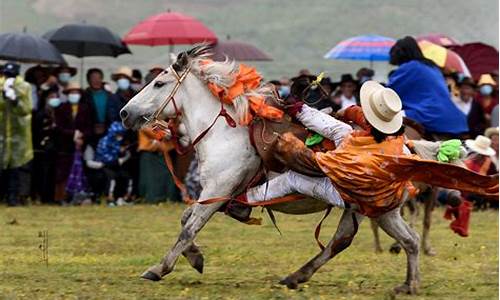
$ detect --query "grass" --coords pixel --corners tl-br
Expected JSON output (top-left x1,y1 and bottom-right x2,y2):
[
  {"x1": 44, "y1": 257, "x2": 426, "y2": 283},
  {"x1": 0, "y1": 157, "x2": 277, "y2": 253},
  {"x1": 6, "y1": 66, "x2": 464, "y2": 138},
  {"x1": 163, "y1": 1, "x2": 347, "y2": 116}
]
[{"x1": 0, "y1": 204, "x2": 497, "y2": 299}]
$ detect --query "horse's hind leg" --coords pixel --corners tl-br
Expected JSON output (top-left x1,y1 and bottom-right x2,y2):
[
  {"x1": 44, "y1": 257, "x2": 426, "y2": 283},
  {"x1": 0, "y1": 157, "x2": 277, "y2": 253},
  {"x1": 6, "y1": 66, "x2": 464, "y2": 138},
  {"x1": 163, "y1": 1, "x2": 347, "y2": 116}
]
[
  {"x1": 141, "y1": 200, "x2": 224, "y2": 281},
  {"x1": 377, "y1": 207, "x2": 420, "y2": 295},
  {"x1": 422, "y1": 187, "x2": 437, "y2": 256},
  {"x1": 180, "y1": 206, "x2": 204, "y2": 273},
  {"x1": 280, "y1": 209, "x2": 364, "y2": 289},
  {"x1": 370, "y1": 219, "x2": 383, "y2": 253}
]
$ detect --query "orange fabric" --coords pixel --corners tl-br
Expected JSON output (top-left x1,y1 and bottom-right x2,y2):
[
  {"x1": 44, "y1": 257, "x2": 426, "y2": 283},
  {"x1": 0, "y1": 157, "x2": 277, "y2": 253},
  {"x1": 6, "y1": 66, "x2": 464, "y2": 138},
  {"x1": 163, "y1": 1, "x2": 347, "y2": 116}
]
[
  {"x1": 343, "y1": 105, "x2": 372, "y2": 133},
  {"x1": 205, "y1": 61, "x2": 283, "y2": 125},
  {"x1": 138, "y1": 128, "x2": 175, "y2": 153},
  {"x1": 315, "y1": 135, "x2": 498, "y2": 217}
]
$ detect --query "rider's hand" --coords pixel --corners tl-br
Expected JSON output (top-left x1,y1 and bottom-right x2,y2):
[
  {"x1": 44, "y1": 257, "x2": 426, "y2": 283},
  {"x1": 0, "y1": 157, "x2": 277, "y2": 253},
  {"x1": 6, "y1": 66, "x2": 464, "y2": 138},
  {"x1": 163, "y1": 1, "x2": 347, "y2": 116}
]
[{"x1": 286, "y1": 101, "x2": 304, "y2": 117}]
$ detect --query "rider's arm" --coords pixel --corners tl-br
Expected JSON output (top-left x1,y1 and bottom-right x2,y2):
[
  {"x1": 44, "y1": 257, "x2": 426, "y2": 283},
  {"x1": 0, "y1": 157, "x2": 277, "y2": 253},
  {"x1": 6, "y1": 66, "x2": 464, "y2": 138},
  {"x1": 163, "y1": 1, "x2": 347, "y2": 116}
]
[{"x1": 297, "y1": 104, "x2": 352, "y2": 147}]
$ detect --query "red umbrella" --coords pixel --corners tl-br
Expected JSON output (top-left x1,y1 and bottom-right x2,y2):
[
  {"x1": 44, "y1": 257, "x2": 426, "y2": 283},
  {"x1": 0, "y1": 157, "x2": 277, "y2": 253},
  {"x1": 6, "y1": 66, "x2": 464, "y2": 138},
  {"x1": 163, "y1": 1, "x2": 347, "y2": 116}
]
[
  {"x1": 123, "y1": 11, "x2": 217, "y2": 46},
  {"x1": 211, "y1": 39, "x2": 272, "y2": 61},
  {"x1": 449, "y1": 42, "x2": 499, "y2": 81},
  {"x1": 416, "y1": 33, "x2": 460, "y2": 47}
]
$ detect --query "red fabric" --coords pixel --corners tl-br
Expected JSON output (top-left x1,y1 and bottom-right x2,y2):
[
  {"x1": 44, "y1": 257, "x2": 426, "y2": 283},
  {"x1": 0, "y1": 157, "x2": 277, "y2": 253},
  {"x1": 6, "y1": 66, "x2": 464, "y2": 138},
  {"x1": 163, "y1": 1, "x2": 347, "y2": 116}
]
[
  {"x1": 123, "y1": 12, "x2": 217, "y2": 46},
  {"x1": 444, "y1": 200, "x2": 472, "y2": 237},
  {"x1": 342, "y1": 105, "x2": 372, "y2": 135}
]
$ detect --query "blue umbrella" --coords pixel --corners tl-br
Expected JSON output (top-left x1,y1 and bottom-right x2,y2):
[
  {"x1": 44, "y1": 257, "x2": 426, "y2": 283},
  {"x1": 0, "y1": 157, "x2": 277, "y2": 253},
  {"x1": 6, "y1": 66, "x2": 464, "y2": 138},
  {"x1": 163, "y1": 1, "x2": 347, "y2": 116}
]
[{"x1": 324, "y1": 35, "x2": 396, "y2": 65}]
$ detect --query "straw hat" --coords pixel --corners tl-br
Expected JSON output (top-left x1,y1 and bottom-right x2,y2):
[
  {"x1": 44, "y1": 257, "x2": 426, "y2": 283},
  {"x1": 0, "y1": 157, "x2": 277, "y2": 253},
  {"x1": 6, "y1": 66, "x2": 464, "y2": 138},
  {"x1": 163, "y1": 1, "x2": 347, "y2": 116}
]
[
  {"x1": 465, "y1": 135, "x2": 495, "y2": 156},
  {"x1": 63, "y1": 81, "x2": 82, "y2": 94},
  {"x1": 111, "y1": 66, "x2": 133, "y2": 81},
  {"x1": 478, "y1": 74, "x2": 497, "y2": 86},
  {"x1": 360, "y1": 81, "x2": 404, "y2": 134},
  {"x1": 484, "y1": 127, "x2": 499, "y2": 138}
]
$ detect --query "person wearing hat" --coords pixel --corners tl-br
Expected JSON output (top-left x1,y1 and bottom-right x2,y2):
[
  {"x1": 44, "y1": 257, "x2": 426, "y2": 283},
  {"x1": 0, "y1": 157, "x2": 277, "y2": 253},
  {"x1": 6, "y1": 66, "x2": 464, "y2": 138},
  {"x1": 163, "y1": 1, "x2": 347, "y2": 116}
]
[
  {"x1": 332, "y1": 74, "x2": 358, "y2": 110},
  {"x1": 388, "y1": 36, "x2": 468, "y2": 137},
  {"x1": 110, "y1": 66, "x2": 136, "y2": 109},
  {"x1": 0, "y1": 62, "x2": 33, "y2": 206},
  {"x1": 453, "y1": 77, "x2": 487, "y2": 138},
  {"x1": 230, "y1": 81, "x2": 497, "y2": 221},
  {"x1": 52, "y1": 81, "x2": 93, "y2": 202},
  {"x1": 145, "y1": 65, "x2": 165, "y2": 84},
  {"x1": 477, "y1": 73, "x2": 498, "y2": 122}
]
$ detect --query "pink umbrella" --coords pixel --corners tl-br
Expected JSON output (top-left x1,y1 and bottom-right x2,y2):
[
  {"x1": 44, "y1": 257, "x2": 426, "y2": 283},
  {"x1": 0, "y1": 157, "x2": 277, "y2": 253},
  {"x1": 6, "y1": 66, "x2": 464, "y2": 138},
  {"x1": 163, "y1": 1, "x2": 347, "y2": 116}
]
[
  {"x1": 416, "y1": 33, "x2": 460, "y2": 47},
  {"x1": 123, "y1": 11, "x2": 217, "y2": 48},
  {"x1": 211, "y1": 38, "x2": 272, "y2": 62}
]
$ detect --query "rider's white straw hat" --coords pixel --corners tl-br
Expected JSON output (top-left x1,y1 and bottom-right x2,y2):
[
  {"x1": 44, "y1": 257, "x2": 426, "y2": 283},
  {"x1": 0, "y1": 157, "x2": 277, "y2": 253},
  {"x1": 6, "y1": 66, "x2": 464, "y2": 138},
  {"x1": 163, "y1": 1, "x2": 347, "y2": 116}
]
[
  {"x1": 360, "y1": 80, "x2": 404, "y2": 134},
  {"x1": 465, "y1": 135, "x2": 496, "y2": 156}
]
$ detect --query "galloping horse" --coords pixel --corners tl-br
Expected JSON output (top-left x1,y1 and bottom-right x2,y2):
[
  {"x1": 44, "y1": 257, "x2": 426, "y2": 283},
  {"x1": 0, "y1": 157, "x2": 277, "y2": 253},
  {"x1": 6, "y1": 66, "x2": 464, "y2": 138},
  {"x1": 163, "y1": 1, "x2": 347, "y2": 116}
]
[{"x1": 120, "y1": 45, "x2": 421, "y2": 294}]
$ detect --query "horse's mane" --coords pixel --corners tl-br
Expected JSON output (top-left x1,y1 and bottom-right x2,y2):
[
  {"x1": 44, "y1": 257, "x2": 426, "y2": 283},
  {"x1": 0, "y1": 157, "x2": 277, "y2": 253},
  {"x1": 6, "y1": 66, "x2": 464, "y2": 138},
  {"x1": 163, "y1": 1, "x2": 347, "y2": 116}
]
[{"x1": 173, "y1": 44, "x2": 273, "y2": 124}]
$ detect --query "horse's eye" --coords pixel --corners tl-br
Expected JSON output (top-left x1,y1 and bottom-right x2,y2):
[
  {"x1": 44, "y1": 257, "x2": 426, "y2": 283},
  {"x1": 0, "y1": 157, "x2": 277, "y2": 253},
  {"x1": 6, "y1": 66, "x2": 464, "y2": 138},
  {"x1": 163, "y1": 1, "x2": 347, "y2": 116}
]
[{"x1": 154, "y1": 81, "x2": 166, "y2": 88}]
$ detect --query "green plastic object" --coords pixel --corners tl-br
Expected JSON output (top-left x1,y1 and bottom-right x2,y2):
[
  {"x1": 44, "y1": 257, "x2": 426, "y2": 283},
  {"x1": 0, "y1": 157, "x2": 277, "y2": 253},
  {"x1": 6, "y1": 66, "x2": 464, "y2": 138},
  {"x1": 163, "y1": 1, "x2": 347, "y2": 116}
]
[
  {"x1": 305, "y1": 133, "x2": 324, "y2": 147},
  {"x1": 437, "y1": 139, "x2": 462, "y2": 163}
]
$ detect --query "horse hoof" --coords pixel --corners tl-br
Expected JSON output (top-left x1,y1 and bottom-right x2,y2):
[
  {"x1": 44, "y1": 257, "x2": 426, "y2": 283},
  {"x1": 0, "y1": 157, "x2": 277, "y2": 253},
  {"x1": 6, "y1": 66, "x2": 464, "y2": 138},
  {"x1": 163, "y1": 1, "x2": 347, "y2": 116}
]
[
  {"x1": 375, "y1": 247, "x2": 384, "y2": 254},
  {"x1": 193, "y1": 257, "x2": 204, "y2": 274},
  {"x1": 389, "y1": 243, "x2": 402, "y2": 254},
  {"x1": 424, "y1": 247, "x2": 436, "y2": 256},
  {"x1": 141, "y1": 271, "x2": 162, "y2": 281},
  {"x1": 279, "y1": 277, "x2": 299, "y2": 289},
  {"x1": 393, "y1": 283, "x2": 418, "y2": 295}
]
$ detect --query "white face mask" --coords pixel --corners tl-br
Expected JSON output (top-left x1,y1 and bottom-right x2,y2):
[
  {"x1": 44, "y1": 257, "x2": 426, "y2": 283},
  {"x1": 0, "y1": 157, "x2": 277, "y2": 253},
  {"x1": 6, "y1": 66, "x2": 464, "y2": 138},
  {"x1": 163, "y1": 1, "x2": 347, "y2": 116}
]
[
  {"x1": 48, "y1": 97, "x2": 61, "y2": 108},
  {"x1": 58, "y1": 72, "x2": 72, "y2": 83},
  {"x1": 68, "y1": 93, "x2": 81, "y2": 104},
  {"x1": 117, "y1": 78, "x2": 130, "y2": 90}
]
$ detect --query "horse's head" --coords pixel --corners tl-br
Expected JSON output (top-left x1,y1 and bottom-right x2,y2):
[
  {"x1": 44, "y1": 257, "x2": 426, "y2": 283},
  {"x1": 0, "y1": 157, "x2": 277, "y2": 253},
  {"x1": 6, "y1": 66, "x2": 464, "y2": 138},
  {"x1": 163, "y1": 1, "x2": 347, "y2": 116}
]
[{"x1": 120, "y1": 45, "x2": 212, "y2": 130}]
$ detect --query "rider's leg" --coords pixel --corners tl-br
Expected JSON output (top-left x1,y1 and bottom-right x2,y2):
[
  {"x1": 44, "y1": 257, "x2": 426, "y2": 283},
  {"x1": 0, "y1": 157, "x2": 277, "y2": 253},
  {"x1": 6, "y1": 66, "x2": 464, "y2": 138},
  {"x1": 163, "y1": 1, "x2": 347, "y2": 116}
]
[{"x1": 244, "y1": 170, "x2": 344, "y2": 207}]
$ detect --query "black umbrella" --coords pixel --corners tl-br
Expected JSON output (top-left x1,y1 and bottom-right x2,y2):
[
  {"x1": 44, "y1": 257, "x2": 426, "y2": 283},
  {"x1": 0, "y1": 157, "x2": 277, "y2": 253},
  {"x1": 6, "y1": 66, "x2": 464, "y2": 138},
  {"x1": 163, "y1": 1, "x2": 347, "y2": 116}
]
[
  {"x1": 0, "y1": 32, "x2": 66, "y2": 64},
  {"x1": 43, "y1": 23, "x2": 131, "y2": 83},
  {"x1": 43, "y1": 23, "x2": 131, "y2": 57}
]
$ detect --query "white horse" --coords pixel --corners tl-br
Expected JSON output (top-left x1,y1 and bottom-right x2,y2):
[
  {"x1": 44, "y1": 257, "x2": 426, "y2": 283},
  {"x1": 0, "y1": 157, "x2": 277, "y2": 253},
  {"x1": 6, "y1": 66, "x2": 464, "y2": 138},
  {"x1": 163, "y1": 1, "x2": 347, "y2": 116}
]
[{"x1": 120, "y1": 45, "x2": 420, "y2": 294}]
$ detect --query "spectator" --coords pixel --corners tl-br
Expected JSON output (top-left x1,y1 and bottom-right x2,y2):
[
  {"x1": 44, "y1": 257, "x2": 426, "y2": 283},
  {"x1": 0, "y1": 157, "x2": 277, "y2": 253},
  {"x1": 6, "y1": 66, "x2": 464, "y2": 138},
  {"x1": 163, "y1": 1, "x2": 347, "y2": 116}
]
[
  {"x1": 53, "y1": 65, "x2": 77, "y2": 102},
  {"x1": 476, "y1": 73, "x2": 498, "y2": 123},
  {"x1": 332, "y1": 74, "x2": 358, "y2": 109},
  {"x1": 464, "y1": 135, "x2": 497, "y2": 176},
  {"x1": 453, "y1": 77, "x2": 487, "y2": 138},
  {"x1": 31, "y1": 86, "x2": 59, "y2": 204},
  {"x1": 131, "y1": 69, "x2": 143, "y2": 91},
  {"x1": 53, "y1": 82, "x2": 93, "y2": 202},
  {"x1": 138, "y1": 128, "x2": 180, "y2": 203},
  {"x1": 491, "y1": 104, "x2": 499, "y2": 127},
  {"x1": 484, "y1": 127, "x2": 499, "y2": 171},
  {"x1": 94, "y1": 122, "x2": 133, "y2": 206},
  {"x1": 110, "y1": 66, "x2": 136, "y2": 109},
  {"x1": 356, "y1": 67, "x2": 375, "y2": 84},
  {"x1": 84, "y1": 68, "x2": 120, "y2": 142},
  {"x1": 24, "y1": 65, "x2": 50, "y2": 111},
  {"x1": 0, "y1": 62, "x2": 33, "y2": 206},
  {"x1": 387, "y1": 36, "x2": 468, "y2": 138}
]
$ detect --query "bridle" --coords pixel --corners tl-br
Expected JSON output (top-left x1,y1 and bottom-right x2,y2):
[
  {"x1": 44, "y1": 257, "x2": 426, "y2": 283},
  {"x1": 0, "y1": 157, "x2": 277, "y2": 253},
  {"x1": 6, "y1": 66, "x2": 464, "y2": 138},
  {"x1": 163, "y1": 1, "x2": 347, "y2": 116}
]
[{"x1": 150, "y1": 64, "x2": 237, "y2": 155}]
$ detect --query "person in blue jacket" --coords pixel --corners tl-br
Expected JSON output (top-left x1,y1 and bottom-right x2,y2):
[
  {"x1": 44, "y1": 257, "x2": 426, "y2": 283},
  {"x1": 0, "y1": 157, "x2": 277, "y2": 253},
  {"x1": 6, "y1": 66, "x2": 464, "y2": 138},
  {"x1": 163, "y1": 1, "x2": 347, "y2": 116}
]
[{"x1": 388, "y1": 36, "x2": 469, "y2": 138}]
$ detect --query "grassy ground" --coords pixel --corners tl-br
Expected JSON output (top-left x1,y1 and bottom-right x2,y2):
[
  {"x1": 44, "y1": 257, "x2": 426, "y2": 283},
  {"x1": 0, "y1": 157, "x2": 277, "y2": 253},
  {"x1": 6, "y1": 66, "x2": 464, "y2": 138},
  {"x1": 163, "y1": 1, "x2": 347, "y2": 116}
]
[{"x1": 0, "y1": 204, "x2": 497, "y2": 299}]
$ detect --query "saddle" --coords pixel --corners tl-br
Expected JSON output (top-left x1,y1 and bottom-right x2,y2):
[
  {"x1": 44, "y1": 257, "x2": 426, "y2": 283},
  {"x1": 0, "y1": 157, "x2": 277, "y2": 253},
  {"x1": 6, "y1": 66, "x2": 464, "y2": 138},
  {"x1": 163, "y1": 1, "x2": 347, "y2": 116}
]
[{"x1": 249, "y1": 116, "x2": 324, "y2": 177}]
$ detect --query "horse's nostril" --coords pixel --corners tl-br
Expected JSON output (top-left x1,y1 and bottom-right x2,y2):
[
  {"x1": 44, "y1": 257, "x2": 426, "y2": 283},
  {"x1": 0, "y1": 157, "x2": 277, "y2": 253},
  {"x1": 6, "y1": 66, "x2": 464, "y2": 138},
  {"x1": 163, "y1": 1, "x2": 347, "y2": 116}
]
[{"x1": 120, "y1": 109, "x2": 129, "y2": 120}]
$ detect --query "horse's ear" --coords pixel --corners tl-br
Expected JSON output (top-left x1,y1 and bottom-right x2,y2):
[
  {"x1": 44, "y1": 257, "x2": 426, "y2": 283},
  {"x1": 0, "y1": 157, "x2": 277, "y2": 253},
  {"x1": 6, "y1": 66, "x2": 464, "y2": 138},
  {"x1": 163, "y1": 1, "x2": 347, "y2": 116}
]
[{"x1": 173, "y1": 52, "x2": 189, "y2": 72}]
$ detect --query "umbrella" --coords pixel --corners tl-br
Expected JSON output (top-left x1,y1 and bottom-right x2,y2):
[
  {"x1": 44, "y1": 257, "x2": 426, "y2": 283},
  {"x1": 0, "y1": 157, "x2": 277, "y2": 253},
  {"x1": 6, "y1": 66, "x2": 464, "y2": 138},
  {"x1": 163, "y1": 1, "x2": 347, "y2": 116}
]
[
  {"x1": 123, "y1": 11, "x2": 217, "y2": 46},
  {"x1": 123, "y1": 11, "x2": 217, "y2": 62},
  {"x1": 324, "y1": 35, "x2": 396, "y2": 67},
  {"x1": 43, "y1": 23, "x2": 131, "y2": 83},
  {"x1": 0, "y1": 32, "x2": 66, "y2": 65},
  {"x1": 418, "y1": 40, "x2": 471, "y2": 76},
  {"x1": 43, "y1": 23, "x2": 131, "y2": 57},
  {"x1": 211, "y1": 39, "x2": 272, "y2": 61},
  {"x1": 416, "y1": 33, "x2": 460, "y2": 47},
  {"x1": 449, "y1": 42, "x2": 499, "y2": 81}
]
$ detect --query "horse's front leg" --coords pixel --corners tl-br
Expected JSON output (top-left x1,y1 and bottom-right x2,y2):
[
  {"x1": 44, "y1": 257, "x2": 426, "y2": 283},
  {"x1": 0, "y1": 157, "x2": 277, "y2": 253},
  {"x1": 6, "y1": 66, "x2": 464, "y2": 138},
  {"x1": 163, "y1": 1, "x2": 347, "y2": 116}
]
[
  {"x1": 180, "y1": 205, "x2": 204, "y2": 273},
  {"x1": 141, "y1": 198, "x2": 224, "y2": 281}
]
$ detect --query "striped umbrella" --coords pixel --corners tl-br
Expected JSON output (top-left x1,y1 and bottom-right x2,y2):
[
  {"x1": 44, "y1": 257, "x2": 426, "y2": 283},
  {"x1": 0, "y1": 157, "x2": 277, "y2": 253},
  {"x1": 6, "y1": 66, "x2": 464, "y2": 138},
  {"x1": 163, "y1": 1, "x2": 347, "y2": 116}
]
[
  {"x1": 418, "y1": 40, "x2": 471, "y2": 76},
  {"x1": 416, "y1": 33, "x2": 460, "y2": 47},
  {"x1": 324, "y1": 35, "x2": 396, "y2": 66}
]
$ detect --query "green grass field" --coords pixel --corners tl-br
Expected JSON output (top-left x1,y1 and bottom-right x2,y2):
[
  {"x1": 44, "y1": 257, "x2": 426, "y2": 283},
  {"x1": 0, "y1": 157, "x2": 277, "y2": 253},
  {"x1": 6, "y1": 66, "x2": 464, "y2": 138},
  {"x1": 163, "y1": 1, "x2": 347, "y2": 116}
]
[{"x1": 0, "y1": 204, "x2": 497, "y2": 299}]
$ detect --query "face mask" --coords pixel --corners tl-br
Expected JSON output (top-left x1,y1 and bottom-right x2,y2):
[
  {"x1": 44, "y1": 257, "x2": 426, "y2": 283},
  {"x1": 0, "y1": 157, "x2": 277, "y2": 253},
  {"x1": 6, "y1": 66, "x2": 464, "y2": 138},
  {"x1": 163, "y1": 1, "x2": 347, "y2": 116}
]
[
  {"x1": 58, "y1": 72, "x2": 72, "y2": 83},
  {"x1": 480, "y1": 85, "x2": 493, "y2": 96},
  {"x1": 48, "y1": 98, "x2": 61, "y2": 108},
  {"x1": 68, "y1": 93, "x2": 81, "y2": 104},
  {"x1": 117, "y1": 78, "x2": 130, "y2": 90},
  {"x1": 278, "y1": 86, "x2": 290, "y2": 98}
]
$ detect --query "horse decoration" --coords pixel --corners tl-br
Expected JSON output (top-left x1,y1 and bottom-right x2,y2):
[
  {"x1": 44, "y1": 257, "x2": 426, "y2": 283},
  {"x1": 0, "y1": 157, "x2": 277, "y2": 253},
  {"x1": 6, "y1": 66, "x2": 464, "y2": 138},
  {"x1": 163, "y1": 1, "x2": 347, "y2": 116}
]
[{"x1": 120, "y1": 45, "x2": 497, "y2": 294}]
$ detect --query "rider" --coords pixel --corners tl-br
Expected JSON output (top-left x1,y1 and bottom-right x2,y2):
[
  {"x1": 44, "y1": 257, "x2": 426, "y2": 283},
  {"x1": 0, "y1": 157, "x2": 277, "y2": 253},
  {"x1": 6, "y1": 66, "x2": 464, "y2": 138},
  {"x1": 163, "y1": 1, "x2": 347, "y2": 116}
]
[{"x1": 233, "y1": 81, "x2": 498, "y2": 218}]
